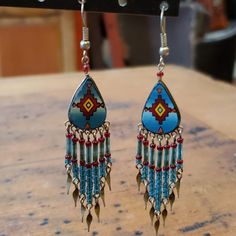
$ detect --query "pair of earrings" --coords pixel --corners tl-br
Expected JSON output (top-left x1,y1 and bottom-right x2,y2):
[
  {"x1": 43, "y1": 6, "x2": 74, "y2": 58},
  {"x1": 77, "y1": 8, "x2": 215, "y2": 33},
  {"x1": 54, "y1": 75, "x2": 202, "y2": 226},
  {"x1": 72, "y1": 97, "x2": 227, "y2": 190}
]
[{"x1": 64, "y1": 0, "x2": 184, "y2": 234}]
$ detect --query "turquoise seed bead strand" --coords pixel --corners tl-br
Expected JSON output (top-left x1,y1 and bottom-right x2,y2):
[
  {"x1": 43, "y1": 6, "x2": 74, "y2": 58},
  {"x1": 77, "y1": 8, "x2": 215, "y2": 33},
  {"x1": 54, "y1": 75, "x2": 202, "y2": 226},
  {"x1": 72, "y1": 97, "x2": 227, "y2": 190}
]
[
  {"x1": 86, "y1": 139, "x2": 93, "y2": 205},
  {"x1": 177, "y1": 137, "x2": 184, "y2": 170},
  {"x1": 155, "y1": 145, "x2": 163, "y2": 212},
  {"x1": 149, "y1": 142, "x2": 156, "y2": 198},
  {"x1": 170, "y1": 141, "x2": 177, "y2": 185},
  {"x1": 65, "y1": 133, "x2": 73, "y2": 166},
  {"x1": 163, "y1": 143, "x2": 170, "y2": 200},
  {"x1": 99, "y1": 135, "x2": 106, "y2": 178},
  {"x1": 72, "y1": 136, "x2": 79, "y2": 180},
  {"x1": 93, "y1": 138, "x2": 100, "y2": 196},
  {"x1": 136, "y1": 134, "x2": 143, "y2": 168},
  {"x1": 79, "y1": 137, "x2": 86, "y2": 196},
  {"x1": 142, "y1": 138, "x2": 149, "y2": 182}
]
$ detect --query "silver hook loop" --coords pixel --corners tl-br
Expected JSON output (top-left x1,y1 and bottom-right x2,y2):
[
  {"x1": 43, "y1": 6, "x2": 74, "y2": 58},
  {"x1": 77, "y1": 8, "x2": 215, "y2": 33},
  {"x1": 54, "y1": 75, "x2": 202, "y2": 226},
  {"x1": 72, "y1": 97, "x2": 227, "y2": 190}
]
[{"x1": 79, "y1": 0, "x2": 87, "y2": 27}]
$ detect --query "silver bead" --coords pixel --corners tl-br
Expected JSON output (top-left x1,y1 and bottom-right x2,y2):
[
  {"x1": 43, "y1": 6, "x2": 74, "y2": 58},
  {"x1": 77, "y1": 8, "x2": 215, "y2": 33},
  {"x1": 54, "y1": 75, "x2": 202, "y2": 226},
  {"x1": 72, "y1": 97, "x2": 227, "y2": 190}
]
[
  {"x1": 159, "y1": 47, "x2": 169, "y2": 57},
  {"x1": 80, "y1": 40, "x2": 90, "y2": 50}
]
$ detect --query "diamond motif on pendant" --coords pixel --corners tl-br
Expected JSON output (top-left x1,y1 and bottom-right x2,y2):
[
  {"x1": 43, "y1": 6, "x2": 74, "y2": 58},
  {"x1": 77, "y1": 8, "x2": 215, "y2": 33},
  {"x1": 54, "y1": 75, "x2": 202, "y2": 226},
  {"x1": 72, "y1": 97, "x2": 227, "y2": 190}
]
[
  {"x1": 83, "y1": 98, "x2": 94, "y2": 112},
  {"x1": 155, "y1": 103, "x2": 166, "y2": 117}
]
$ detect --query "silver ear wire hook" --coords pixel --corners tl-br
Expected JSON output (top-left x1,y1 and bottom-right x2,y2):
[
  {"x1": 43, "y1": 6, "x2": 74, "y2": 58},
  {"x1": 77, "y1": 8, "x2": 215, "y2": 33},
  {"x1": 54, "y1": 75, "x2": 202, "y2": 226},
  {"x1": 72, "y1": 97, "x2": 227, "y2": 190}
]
[{"x1": 159, "y1": 1, "x2": 169, "y2": 57}]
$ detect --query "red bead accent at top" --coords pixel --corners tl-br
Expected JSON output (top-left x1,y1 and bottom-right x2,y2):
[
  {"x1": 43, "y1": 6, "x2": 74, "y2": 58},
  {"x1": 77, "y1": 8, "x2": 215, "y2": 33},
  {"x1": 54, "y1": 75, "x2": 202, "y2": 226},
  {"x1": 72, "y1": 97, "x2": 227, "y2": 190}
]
[
  {"x1": 104, "y1": 131, "x2": 110, "y2": 138},
  {"x1": 164, "y1": 144, "x2": 170, "y2": 150},
  {"x1": 86, "y1": 140, "x2": 92, "y2": 147},
  {"x1": 143, "y1": 140, "x2": 149, "y2": 146},
  {"x1": 171, "y1": 143, "x2": 177, "y2": 149},
  {"x1": 150, "y1": 143, "x2": 156, "y2": 149},
  {"x1": 72, "y1": 159, "x2": 78, "y2": 164},
  {"x1": 93, "y1": 139, "x2": 99, "y2": 145},
  {"x1": 157, "y1": 71, "x2": 164, "y2": 78},
  {"x1": 66, "y1": 133, "x2": 73, "y2": 139},
  {"x1": 83, "y1": 64, "x2": 90, "y2": 74},
  {"x1": 98, "y1": 136, "x2": 105, "y2": 143},
  {"x1": 170, "y1": 165, "x2": 176, "y2": 169},
  {"x1": 163, "y1": 166, "x2": 170, "y2": 171},
  {"x1": 79, "y1": 138, "x2": 85, "y2": 145},
  {"x1": 72, "y1": 137, "x2": 79, "y2": 143},
  {"x1": 177, "y1": 137, "x2": 184, "y2": 144},
  {"x1": 157, "y1": 146, "x2": 164, "y2": 151},
  {"x1": 137, "y1": 134, "x2": 144, "y2": 141},
  {"x1": 136, "y1": 155, "x2": 142, "y2": 160}
]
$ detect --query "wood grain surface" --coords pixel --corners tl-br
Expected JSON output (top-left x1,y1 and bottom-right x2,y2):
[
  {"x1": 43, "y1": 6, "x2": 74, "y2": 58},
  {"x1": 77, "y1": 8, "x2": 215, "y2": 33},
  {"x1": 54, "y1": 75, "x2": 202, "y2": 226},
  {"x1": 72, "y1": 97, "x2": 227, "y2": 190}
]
[{"x1": 0, "y1": 66, "x2": 236, "y2": 236}]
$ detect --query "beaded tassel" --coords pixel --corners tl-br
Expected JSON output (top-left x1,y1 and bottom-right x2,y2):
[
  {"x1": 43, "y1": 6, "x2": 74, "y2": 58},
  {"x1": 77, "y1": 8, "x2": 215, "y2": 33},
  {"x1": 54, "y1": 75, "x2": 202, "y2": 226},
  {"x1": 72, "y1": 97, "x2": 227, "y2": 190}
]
[
  {"x1": 104, "y1": 129, "x2": 112, "y2": 190},
  {"x1": 65, "y1": 122, "x2": 111, "y2": 231},
  {"x1": 176, "y1": 136, "x2": 184, "y2": 198},
  {"x1": 135, "y1": 125, "x2": 184, "y2": 233},
  {"x1": 65, "y1": 132, "x2": 73, "y2": 195},
  {"x1": 136, "y1": 133, "x2": 143, "y2": 191}
]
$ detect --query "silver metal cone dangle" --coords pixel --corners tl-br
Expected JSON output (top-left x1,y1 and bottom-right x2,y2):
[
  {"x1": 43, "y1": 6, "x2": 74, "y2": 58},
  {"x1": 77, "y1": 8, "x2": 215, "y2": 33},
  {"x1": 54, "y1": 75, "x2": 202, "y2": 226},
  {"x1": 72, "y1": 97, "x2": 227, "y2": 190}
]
[
  {"x1": 135, "y1": 2, "x2": 184, "y2": 235},
  {"x1": 64, "y1": 0, "x2": 112, "y2": 231}
]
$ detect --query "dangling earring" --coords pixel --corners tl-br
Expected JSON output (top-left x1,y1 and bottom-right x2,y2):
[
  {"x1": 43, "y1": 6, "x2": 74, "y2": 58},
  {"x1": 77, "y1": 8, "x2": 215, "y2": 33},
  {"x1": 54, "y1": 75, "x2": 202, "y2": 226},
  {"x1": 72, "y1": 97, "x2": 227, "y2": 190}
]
[
  {"x1": 64, "y1": 0, "x2": 112, "y2": 232},
  {"x1": 135, "y1": 2, "x2": 184, "y2": 235}
]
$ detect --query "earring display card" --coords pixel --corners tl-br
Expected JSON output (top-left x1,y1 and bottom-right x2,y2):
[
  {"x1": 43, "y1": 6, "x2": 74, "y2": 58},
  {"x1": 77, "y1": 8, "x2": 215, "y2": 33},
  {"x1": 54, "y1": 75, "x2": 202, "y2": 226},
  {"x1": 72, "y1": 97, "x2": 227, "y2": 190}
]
[{"x1": 0, "y1": 0, "x2": 180, "y2": 16}]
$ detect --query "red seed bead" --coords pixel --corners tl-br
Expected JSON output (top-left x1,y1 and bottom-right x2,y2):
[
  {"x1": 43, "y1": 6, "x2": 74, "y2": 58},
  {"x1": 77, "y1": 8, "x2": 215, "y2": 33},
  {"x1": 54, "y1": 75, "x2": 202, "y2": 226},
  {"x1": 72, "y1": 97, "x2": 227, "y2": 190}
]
[
  {"x1": 157, "y1": 71, "x2": 164, "y2": 78},
  {"x1": 155, "y1": 167, "x2": 162, "y2": 172},
  {"x1": 164, "y1": 145, "x2": 170, "y2": 150},
  {"x1": 80, "y1": 160, "x2": 85, "y2": 166},
  {"x1": 93, "y1": 139, "x2": 99, "y2": 145},
  {"x1": 86, "y1": 163, "x2": 92, "y2": 168},
  {"x1": 104, "y1": 131, "x2": 110, "y2": 138},
  {"x1": 137, "y1": 134, "x2": 144, "y2": 141},
  {"x1": 83, "y1": 64, "x2": 90, "y2": 74},
  {"x1": 136, "y1": 155, "x2": 142, "y2": 160},
  {"x1": 93, "y1": 162, "x2": 99, "y2": 167},
  {"x1": 99, "y1": 157, "x2": 106, "y2": 163},
  {"x1": 150, "y1": 143, "x2": 156, "y2": 149},
  {"x1": 157, "y1": 146, "x2": 164, "y2": 151},
  {"x1": 98, "y1": 136, "x2": 105, "y2": 143},
  {"x1": 149, "y1": 165, "x2": 155, "y2": 169},
  {"x1": 143, "y1": 161, "x2": 149, "y2": 166},
  {"x1": 105, "y1": 153, "x2": 111, "y2": 158},
  {"x1": 65, "y1": 155, "x2": 72, "y2": 160},
  {"x1": 143, "y1": 140, "x2": 149, "y2": 146},
  {"x1": 171, "y1": 143, "x2": 177, "y2": 149},
  {"x1": 79, "y1": 138, "x2": 85, "y2": 144},
  {"x1": 163, "y1": 166, "x2": 170, "y2": 171},
  {"x1": 66, "y1": 133, "x2": 73, "y2": 139},
  {"x1": 177, "y1": 160, "x2": 183, "y2": 164},
  {"x1": 86, "y1": 141, "x2": 92, "y2": 147},
  {"x1": 177, "y1": 137, "x2": 184, "y2": 144},
  {"x1": 170, "y1": 165, "x2": 176, "y2": 169},
  {"x1": 72, "y1": 137, "x2": 79, "y2": 143},
  {"x1": 72, "y1": 159, "x2": 78, "y2": 164}
]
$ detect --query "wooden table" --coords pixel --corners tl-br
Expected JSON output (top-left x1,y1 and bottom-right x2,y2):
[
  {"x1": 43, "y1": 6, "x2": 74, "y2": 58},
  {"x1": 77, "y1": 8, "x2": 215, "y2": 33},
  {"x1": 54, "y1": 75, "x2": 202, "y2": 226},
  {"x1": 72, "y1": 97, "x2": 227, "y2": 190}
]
[{"x1": 0, "y1": 66, "x2": 236, "y2": 236}]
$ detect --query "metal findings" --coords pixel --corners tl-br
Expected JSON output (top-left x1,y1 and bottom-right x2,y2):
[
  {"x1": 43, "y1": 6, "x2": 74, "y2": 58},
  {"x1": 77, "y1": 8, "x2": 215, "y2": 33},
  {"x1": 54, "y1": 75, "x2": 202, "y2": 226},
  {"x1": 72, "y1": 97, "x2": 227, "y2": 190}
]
[
  {"x1": 64, "y1": 0, "x2": 112, "y2": 232},
  {"x1": 136, "y1": 2, "x2": 184, "y2": 235}
]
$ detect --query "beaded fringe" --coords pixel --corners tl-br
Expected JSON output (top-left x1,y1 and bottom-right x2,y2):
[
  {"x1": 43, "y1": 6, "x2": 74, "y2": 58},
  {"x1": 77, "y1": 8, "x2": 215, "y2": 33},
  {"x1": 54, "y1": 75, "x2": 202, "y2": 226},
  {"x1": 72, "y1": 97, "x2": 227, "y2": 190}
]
[
  {"x1": 65, "y1": 121, "x2": 112, "y2": 231},
  {"x1": 136, "y1": 124, "x2": 183, "y2": 234}
]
